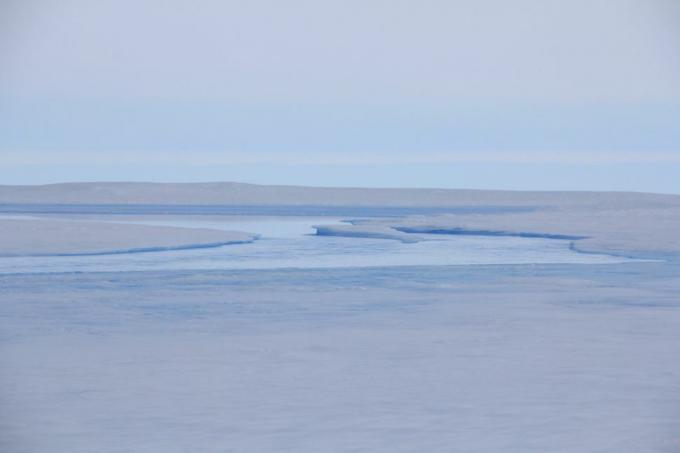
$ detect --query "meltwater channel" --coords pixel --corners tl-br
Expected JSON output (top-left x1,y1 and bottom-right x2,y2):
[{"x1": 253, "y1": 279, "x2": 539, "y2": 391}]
[{"x1": 0, "y1": 205, "x2": 637, "y2": 274}]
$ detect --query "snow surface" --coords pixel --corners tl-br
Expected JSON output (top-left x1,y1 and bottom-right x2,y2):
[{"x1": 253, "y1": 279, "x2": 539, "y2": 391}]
[
  {"x1": 0, "y1": 218, "x2": 256, "y2": 256},
  {"x1": 1, "y1": 185, "x2": 680, "y2": 452},
  {"x1": 313, "y1": 205, "x2": 680, "y2": 260},
  {"x1": 3, "y1": 182, "x2": 680, "y2": 258},
  {"x1": 2, "y1": 264, "x2": 680, "y2": 452}
]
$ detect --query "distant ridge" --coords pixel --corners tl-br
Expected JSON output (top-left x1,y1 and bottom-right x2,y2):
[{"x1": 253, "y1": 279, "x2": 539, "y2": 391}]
[{"x1": 1, "y1": 182, "x2": 679, "y2": 208}]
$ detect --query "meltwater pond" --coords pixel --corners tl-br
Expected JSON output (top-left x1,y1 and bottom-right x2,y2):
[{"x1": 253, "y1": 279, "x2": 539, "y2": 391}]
[{"x1": 0, "y1": 216, "x2": 637, "y2": 274}]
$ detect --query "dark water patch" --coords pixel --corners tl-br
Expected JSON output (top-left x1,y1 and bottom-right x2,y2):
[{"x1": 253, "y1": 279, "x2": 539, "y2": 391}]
[
  {"x1": 568, "y1": 241, "x2": 677, "y2": 262},
  {"x1": 395, "y1": 226, "x2": 586, "y2": 240}
]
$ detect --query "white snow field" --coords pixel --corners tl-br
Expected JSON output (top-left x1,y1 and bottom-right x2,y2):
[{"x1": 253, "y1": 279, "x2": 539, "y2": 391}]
[{"x1": 1, "y1": 183, "x2": 680, "y2": 452}]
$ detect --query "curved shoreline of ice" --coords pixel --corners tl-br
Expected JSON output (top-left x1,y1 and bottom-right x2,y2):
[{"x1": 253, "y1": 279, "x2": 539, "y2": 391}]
[
  {"x1": 0, "y1": 238, "x2": 258, "y2": 258},
  {"x1": 312, "y1": 222, "x2": 664, "y2": 262},
  {"x1": 0, "y1": 218, "x2": 257, "y2": 257},
  {"x1": 313, "y1": 224, "x2": 587, "y2": 244}
]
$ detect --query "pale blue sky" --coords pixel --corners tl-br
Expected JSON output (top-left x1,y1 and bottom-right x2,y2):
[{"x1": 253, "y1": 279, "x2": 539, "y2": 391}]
[{"x1": 1, "y1": 0, "x2": 679, "y2": 192}]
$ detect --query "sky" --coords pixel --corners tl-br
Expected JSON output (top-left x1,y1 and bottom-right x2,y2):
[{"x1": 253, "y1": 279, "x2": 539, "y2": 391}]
[{"x1": 1, "y1": 0, "x2": 680, "y2": 192}]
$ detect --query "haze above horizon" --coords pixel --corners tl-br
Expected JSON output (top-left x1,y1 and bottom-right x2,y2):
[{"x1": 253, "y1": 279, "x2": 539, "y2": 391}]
[{"x1": 1, "y1": 0, "x2": 679, "y2": 193}]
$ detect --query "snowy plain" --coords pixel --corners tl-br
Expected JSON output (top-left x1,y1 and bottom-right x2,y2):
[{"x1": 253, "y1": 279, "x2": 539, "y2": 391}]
[{"x1": 1, "y1": 186, "x2": 680, "y2": 452}]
